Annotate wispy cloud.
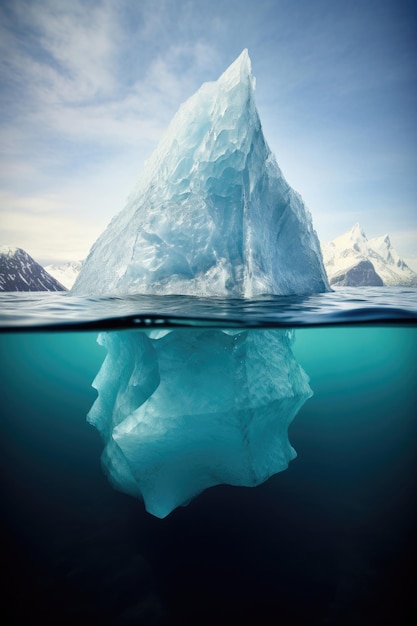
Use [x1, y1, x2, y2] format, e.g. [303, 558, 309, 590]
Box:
[1, 0, 119, 105]
[0, 0, 221, 143]
[0, 0, 223, 260]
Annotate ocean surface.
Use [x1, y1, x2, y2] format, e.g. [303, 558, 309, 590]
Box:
[1, 287, 416, 625]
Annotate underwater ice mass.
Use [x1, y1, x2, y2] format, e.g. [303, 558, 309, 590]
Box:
[75, 51, 329, 517]
[89, 329, 312, 518]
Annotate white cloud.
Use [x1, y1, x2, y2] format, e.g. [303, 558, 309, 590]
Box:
[0, 0, 221, 177]
[1, 1, 220, 137]
[0, 1, 224, 263]
[10, 0, 118, 103]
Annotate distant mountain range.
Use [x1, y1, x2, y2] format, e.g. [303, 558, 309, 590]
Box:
[1, 228, 416, 292]
[44, 261, 83, 289]
[321, 224, 417, 287]
[0, 246, 66, 292]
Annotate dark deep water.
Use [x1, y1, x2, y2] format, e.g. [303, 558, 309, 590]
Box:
[1, 291, 417, 625]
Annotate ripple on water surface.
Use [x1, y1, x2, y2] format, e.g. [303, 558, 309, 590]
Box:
[0, 286, 417, 331]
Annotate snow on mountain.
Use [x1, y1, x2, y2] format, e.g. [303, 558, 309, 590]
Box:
[0, 246, 67, 291]
[367, 234, 417, 285]
[321, 224, 417, 286]
[44, 261, 83, 289]
[72, 50, 329, 297]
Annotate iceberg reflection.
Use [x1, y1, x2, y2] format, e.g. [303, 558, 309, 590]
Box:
[88, 328, 312, 518]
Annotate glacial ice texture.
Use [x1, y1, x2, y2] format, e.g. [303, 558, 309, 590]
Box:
[72, 50, 329, 297]
[89, 328, 312, 518]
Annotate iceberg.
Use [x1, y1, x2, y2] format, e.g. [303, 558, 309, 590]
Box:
[89, 328, 312, 519]
[72, 49, 329, 297]
[73, 51, 328, 516]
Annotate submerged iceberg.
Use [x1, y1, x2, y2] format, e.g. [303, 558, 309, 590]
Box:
[72, 49, 328, 297]
[74, 51, 328, 516]
[89, 328, 312, 519]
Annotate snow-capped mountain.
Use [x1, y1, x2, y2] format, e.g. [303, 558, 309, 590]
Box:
[0, 246, 67, 291]
[44, 261, 83, 289]
[321, 224, 417, 286]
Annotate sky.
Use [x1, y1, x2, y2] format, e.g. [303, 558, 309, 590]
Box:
[0, 0, 416, 268]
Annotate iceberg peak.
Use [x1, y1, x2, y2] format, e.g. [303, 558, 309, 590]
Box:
[72, 51, 329, 297]
[217, 48, 254, 91]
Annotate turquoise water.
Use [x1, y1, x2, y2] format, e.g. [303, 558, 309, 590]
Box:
[1, 291, 417, 624]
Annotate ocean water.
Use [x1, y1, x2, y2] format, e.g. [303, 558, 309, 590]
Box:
[1, 288, 416, 625]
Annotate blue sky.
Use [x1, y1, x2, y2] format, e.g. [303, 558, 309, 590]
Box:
[0, 0, 416, 267]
